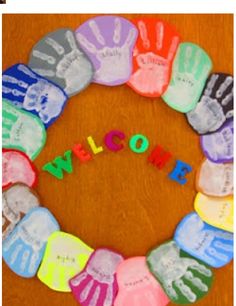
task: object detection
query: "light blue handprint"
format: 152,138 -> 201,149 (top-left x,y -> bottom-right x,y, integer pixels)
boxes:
2,207 -> 59,278
174,212 -> 233,268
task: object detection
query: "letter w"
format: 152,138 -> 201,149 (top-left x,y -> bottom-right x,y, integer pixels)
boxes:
43,150 -> 73,179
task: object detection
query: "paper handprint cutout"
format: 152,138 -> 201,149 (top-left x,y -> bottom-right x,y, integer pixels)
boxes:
174,212 -> 233,268
128,18 -> 180,97
2,149 -> 38,190
162,43 -> 212,113
200,119 -> 233,163
2,99 -> 46,159
194,192 -> 233,232
2,207 -> 59,278
29,29 -> 94,97
187,73 -> 234,134
69,248 -> 124,306
76,16 -> 138,86
2,64 -> 68,128
147,240 -> 213,304
2,184 -> 40,241
37,231 -> 93,292
196,159 -> 233,197
114,257 -> 169,306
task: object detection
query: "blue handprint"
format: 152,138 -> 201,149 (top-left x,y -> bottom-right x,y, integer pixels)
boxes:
2,207 -> 60,278
2,64 -> 68,128
174,212 -> 233,268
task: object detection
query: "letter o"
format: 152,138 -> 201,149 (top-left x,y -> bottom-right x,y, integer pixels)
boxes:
129,134 -> 149,153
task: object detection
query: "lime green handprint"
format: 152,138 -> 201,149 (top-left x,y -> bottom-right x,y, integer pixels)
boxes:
2,99 -> 46,160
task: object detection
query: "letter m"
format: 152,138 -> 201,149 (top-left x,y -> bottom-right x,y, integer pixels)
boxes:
148,145 -> 172,170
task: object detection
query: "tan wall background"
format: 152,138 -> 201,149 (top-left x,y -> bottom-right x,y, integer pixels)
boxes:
2,14 -> 233,306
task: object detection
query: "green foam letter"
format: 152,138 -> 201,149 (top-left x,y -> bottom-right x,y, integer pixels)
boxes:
43,150 -> 73,179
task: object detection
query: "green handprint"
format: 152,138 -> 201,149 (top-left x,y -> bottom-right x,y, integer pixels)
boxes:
2,99 -> 46,160
147,240 -> 213,304
162,43 -> 212,113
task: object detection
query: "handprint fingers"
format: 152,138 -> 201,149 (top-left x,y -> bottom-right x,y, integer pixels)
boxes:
3,64 -> 68,127
76,16 -> 138,86
2,207 -> 59,277
124,28 -> 137,48
147,240 -> 213,304
89,20 -> 106,45
186,73 -> 234,134
163,43 -> 212,113
194,192 -> 234,232
29,29 -> 94,97
200,119 -> 233,163
128,18 -> 180,97
138,21 -> 150,49
37,231 -> 93,292
174,212 -> 233,267
69,248 -> 124,306
76,33 -> 98,54
156,22 -> 164,50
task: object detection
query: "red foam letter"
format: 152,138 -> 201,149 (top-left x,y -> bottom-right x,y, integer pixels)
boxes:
148,145 -> 172,169
72,144 -> 92,163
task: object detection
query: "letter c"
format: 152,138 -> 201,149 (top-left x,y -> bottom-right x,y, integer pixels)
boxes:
104,130 -> 125,152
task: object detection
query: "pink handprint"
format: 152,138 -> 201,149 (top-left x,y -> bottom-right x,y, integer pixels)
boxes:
69,248 -> 124,306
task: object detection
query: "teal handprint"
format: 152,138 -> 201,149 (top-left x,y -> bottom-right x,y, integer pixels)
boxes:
2,99 -> 46,160
162,43 -> 212,113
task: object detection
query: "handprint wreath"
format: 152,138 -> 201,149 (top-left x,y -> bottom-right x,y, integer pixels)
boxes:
2,15 -> 234,306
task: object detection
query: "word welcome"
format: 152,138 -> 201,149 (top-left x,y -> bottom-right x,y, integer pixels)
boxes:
43,130 -> 192,185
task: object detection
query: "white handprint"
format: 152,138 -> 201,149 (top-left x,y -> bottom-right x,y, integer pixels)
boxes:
2,184 -> 40,241
163,43 -> 212,113
176,214 -> 233,267
129,21 -> 179,95
70,249 -> 123,306
148,241 -> 212,303
3,208 -> 59,276
76,18 -> 137,84
187,74 -> 233,134
31,30 -> 93,96
2,64 -> 66,125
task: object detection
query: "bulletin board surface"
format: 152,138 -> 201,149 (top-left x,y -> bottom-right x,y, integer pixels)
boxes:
2,14 -> 233,306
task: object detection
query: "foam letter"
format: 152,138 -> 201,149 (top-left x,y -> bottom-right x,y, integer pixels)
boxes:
87,136 -> 104,154
104,130 -> 125,152
169,160 -> 192,185
72,144 -> 92,163
129,134 -> 149,153
148,145 -> 172,169
43,150 -> 73,179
